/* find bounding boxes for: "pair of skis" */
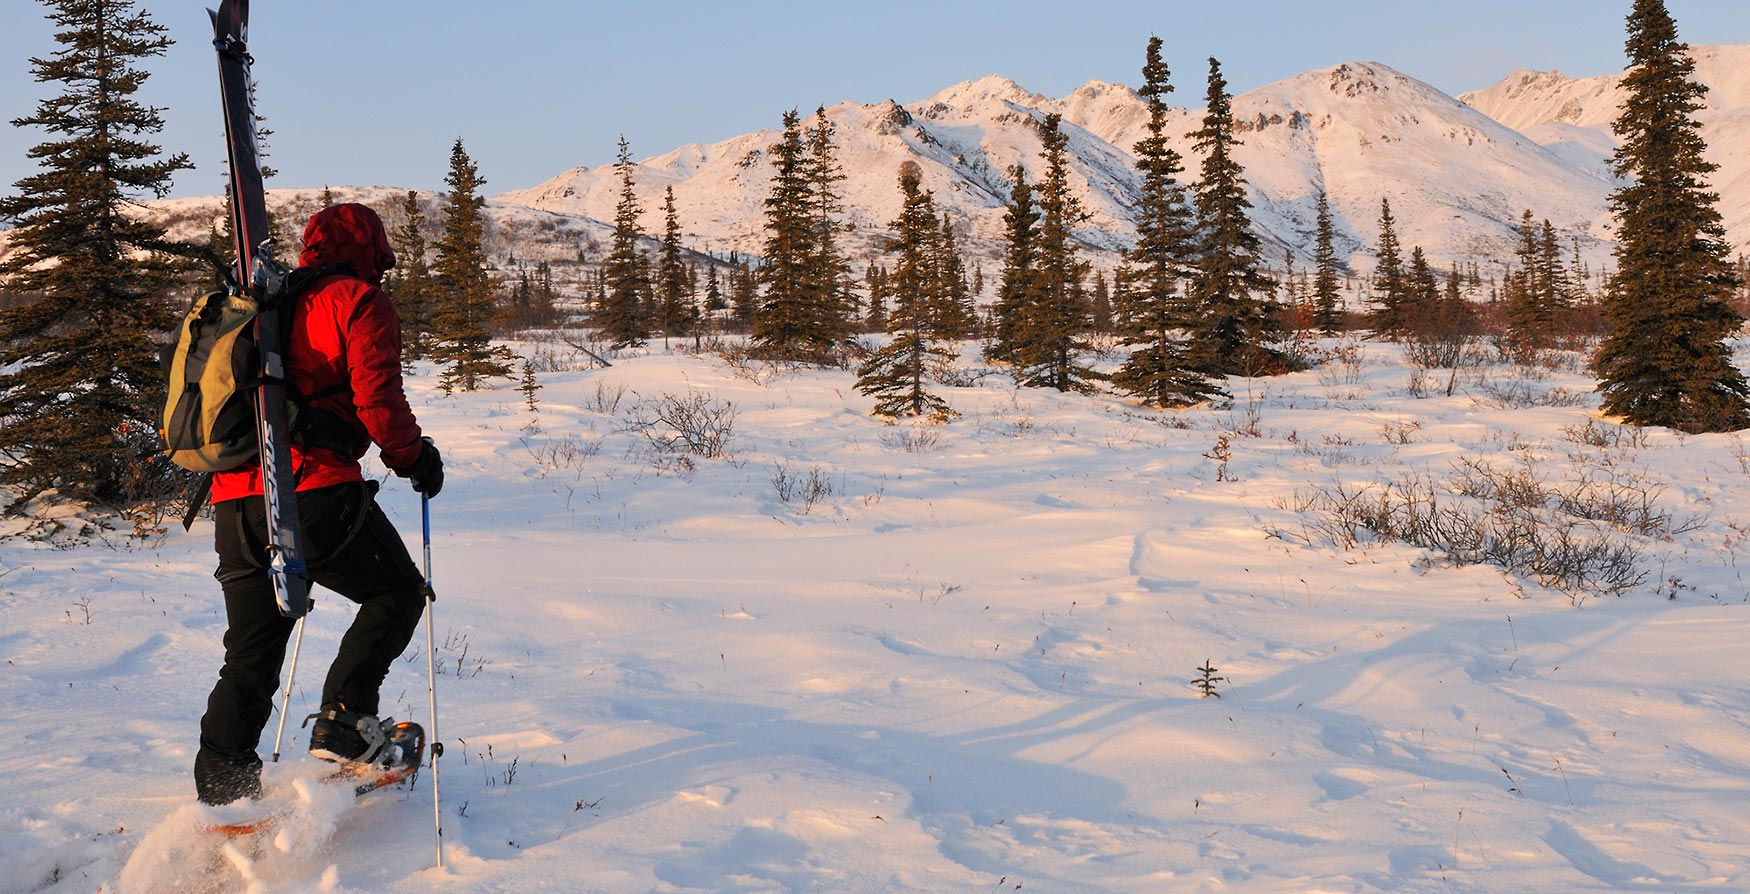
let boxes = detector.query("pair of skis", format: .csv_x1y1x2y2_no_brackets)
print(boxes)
207,0,445,868
210,0,306,620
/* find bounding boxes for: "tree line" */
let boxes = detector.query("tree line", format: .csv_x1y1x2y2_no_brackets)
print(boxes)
0,0,1743,515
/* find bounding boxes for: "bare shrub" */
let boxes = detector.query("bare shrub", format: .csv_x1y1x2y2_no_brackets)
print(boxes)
1312,339,1366,396
1733,436,1750,474
1295,433,1366,467
1554,470,1707,537
1378,419,1421,445
771,463,835,514
709,338,788,386
1452,456,1547,511
1405,368,1435,399
1473,376,1590,409
1116,409,1195,431
934,365,999,388
623,391,738,460
1225,399,1264,438
881,427,941,453
1560,419,1652,451
1452,455,1703,538
1295,474,1647,599
521,431,603,478
1404,339,1488,398
585,379,628,414
1491,338,1584,373
518,331,597,373
1401,333,1485,374
1294,450,1704,600
981,413,1062,439
557,332,620,367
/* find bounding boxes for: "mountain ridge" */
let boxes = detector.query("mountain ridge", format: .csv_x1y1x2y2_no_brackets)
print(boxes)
19,48,1743,292
503,50,1750,279
1460,44,1750,255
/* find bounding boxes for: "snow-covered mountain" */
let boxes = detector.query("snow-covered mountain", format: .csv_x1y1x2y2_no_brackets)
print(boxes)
501,57,1659,278
1155,61,1613,274
498,75,1150,274
1460,44,1750,256
35,47,1737,291
124,185,625,302
146,185,615,268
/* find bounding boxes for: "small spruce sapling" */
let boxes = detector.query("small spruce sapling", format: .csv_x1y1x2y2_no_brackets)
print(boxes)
1192,659,1226,698
520,359,541,412
1203,434,1233,482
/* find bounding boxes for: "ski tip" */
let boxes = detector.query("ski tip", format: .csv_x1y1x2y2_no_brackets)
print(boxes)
204,818,273,836
210,0,249,43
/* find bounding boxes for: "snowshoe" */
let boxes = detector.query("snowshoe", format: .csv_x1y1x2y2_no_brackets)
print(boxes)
306,706,389,764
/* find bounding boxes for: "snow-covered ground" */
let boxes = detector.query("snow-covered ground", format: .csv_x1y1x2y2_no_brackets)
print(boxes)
4,337,1749,893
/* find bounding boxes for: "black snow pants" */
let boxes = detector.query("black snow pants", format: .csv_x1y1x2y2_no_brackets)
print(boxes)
195,480,427,805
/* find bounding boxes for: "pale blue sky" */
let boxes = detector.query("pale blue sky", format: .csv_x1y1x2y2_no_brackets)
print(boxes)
2,0,1747,200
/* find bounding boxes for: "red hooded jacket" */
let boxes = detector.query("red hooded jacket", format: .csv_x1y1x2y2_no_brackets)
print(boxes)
210,203,425,503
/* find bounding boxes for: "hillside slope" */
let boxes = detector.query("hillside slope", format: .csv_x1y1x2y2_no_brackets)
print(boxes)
502,60,1629,276
1460,44,1750,255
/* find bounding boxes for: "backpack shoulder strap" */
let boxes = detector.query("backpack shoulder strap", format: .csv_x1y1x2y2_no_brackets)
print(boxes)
273,264,369,456
271,263,359,309
268,262,363,347
181,473,213,531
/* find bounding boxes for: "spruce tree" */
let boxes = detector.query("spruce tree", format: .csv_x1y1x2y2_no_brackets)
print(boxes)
0,0,193,507
931,212,976,339
1596,0,1747,432
754,110,824,360
635,247,658,328
866,264,889,332
656,185,693,345
686,263,701,340
1440,261,1479,342
984,165,1040,364
535,260,558,326
386,190,431,365
1312,190,1342,335
1186,57,1288,375
508,267,532,326
1367,198,1408,337
856,162,956,419
1538,219,1572,331
427,138,513,393
1504,209,1543,351
805,108,854,349
598,136,649,348
1089,270,1113,334
1112,36,1221,407
704,263,725,314
1014,113,1099,393
1406,247,1439,325
730,260,758,329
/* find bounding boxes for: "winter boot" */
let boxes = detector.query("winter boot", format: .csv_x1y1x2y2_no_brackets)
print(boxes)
305,705,388,765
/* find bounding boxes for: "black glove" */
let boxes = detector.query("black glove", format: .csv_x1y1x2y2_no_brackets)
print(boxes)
394,437,444,498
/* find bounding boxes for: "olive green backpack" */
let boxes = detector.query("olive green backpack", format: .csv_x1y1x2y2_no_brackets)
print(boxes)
160,263,362,475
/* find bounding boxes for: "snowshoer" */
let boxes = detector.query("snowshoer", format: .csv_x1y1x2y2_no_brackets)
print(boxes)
194,203,444,806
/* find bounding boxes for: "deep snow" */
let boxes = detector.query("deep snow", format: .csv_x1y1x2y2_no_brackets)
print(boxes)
3,337,1749,893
